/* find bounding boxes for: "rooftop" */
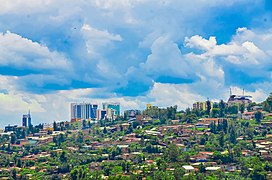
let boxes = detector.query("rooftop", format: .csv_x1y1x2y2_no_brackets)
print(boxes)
182,165,194,170
206,167,221,171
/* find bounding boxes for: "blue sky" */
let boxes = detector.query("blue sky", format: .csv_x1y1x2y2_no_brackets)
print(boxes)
0,0,271,127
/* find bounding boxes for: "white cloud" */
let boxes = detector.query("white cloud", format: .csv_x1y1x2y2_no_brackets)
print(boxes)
79,24,123,83
0,75,45,127
81,24,122,45
185,35,217,51
143,36,189,77
0,93,44,113
0,0,270,127
147,83,205,109
184,29,271,66
0,0,53,14
0,31,71,71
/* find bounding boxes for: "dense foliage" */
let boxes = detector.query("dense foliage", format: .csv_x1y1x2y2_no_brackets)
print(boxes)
0,93,271,179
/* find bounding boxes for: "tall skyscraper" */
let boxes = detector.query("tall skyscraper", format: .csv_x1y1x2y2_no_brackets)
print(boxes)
71,103,98,121
22,110,31,127
102,102,120,116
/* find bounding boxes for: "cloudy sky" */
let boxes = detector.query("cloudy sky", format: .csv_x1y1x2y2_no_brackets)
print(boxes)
0,0,271,127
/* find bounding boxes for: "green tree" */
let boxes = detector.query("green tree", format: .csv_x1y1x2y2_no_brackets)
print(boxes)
219,100,226,117
174,168,185,180
132,121,140,128
111,166,122,176
227,105,238,114
211,108,220,118
60,151,67,163
165,144,179,162
119,124,123,131
10,134,17,144
88,121,92,128
103,127,107,134
28,124,34,134
82,120,87,129
240,104,245,113
199,163,206,173
16,158,22,168
184,114,198,124
240,160,250,178
262,92,272,112
58,134,65,145
156,158,167,171
70,168,78,180
250,164,267,180
218,131,225,147
222,119,228,133
229,124,237,145
255,111,263,124
206,100,211,117
233,145,241,157
6,143,11,152
21,129,26,139
183,152,191,163
77,132,84,143
11,168,17,180
210,121,217,134
212,151,222,161
199,134,208,145
53,121,58,131
185,108,191,115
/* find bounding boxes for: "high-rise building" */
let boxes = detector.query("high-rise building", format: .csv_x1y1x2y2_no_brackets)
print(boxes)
102,102,120,116
22,110,31,127
71,103,98,121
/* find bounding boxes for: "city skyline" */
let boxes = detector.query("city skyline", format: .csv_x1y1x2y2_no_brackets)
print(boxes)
0,91,259,128
0,0,271,127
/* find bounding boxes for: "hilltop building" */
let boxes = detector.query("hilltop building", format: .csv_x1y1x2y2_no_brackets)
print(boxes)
193,101,213,111
193,102,207,111
227,88,252,107
146,104,152,110
124,109,141,119
145,104,159,110
22,110,32,127
70,103,98,122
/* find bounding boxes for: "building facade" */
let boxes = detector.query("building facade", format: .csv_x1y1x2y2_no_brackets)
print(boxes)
193,102,207,111
96,109,107,120
227,95,252,107
125,109,141,119
102,102,120,116
71,103,98,121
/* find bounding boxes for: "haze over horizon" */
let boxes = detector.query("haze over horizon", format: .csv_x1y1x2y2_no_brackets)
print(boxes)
0,0,271,127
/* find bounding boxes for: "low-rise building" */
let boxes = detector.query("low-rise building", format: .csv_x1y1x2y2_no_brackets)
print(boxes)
182,165,195,173
242,111,255,120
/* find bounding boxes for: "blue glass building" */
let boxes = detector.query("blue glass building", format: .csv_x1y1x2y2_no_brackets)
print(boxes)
22,110,31,127
71,103,98,121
